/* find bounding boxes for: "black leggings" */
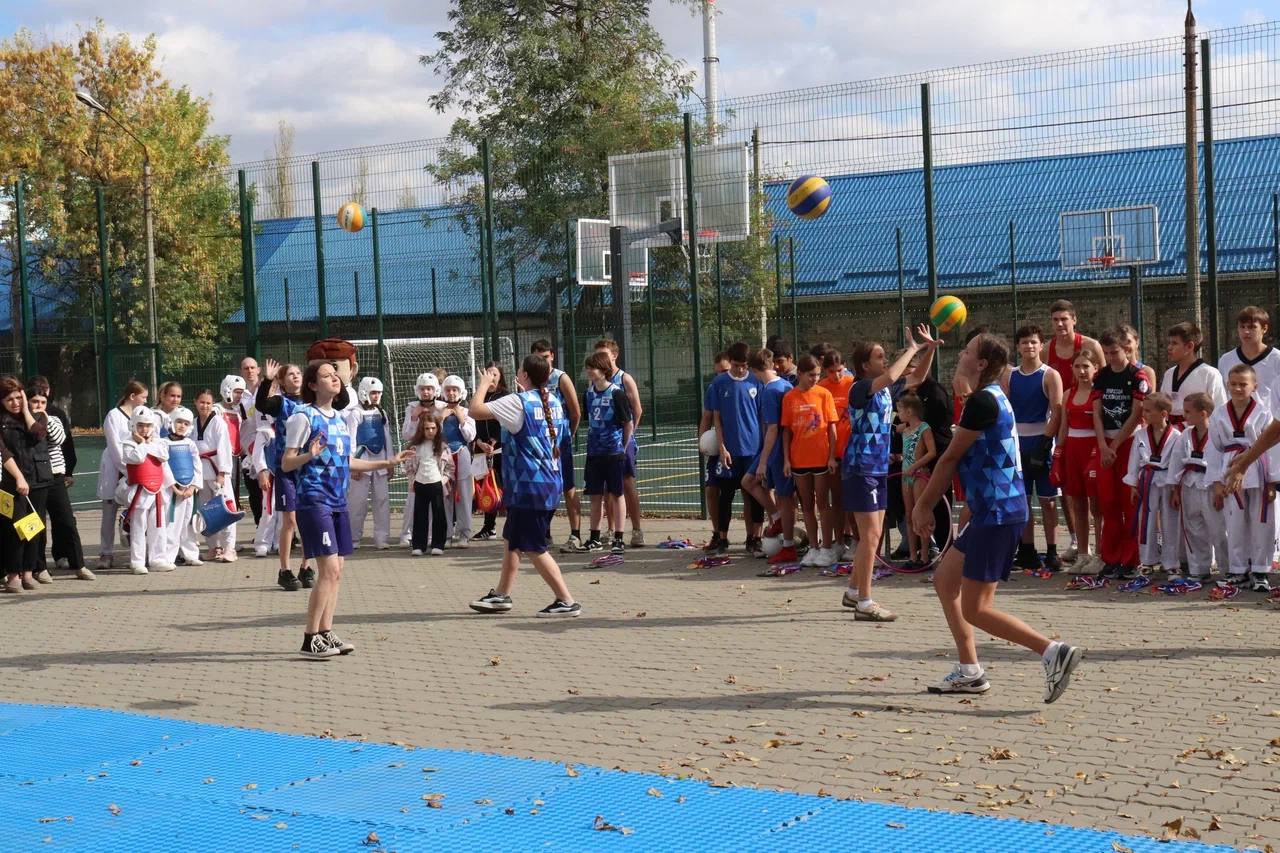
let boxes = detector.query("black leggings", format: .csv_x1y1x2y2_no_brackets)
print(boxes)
45,478,84,571
245,473,263,525
412,481,447,550
715,473,763,536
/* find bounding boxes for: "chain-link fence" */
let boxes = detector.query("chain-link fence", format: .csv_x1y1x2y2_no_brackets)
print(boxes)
3,22,1280,516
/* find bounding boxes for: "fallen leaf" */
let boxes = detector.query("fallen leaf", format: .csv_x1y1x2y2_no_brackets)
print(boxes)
593,815,634,835
475,799,492,805
129,760,141,767
647,787,664,798
724,675,738,685
677,795,687,804
566,766,580,777
1161,817,1183,840
203,777,215,784
275,822,287,830
38,817,59,824
1208,815,1223,831
886,821,906,829
1111,842,1133,853
504,808,515,815
242,783,257,791
984,747,1018,762
489,656,501,667
363,832,380,846
107,804,121,816
635,611,647,618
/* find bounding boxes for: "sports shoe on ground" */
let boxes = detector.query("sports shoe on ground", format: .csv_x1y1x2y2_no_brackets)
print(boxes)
854,600,898,622
1114,565,1138,581
1250,573,1272,593
610,538,625,555
278,570,301,591
768,546,800,565
454,538,470,549
703,535,723,554
582,538,604,552
1226,573,1248,586
470,589,514,613
300,633,339,660
838,542,853,563
536,599,582,617
76,567,97,581
800,547,822,568
710,538,729,557
1137,563,1162,575
411,549,424,556
1068,553,1096,574
181,555,204,567
35,569,53,584
254,546,269,558
298,567,316,588
376,542,391,551
1043,548,1062,572
430,548,444,556
96,555,113,571
1042,643,1083,703
889,543,909,561
1097,563,1121,580
746,537,765,558
1165,571,1183,583
221,551,237,563
630,530,646,548
763,518,783,538
150,563,176,573
472,528,496,541
323,631,355,655
927,665,991,694
130,564,148,575
1014,542,1041,570
560,534,584,554
816,547,839,567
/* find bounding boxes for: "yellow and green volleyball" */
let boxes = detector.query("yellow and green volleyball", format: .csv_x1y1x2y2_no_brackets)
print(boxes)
930,295,967,333
786,175,832,220
337,201,365,233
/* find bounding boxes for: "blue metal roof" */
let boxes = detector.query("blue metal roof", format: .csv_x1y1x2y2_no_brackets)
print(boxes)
236,206,554,323
763,134,1280,296
0,247,81,334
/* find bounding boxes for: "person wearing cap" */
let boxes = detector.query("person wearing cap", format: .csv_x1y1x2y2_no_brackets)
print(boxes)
346,376,394,549
156,406,204,570
0,376,52,593
119,406,170,574
440,374,478,546
399,371,444,546
305,337,361,413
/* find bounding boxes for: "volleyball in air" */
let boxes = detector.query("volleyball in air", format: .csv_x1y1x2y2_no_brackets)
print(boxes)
786,175,832,220
930,295,967,334
337,201,366,233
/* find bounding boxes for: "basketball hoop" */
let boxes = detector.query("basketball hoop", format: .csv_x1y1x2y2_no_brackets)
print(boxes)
1087,253,1116,269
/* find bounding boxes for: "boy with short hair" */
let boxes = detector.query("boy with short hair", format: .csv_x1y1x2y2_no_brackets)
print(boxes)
745,348,795,560
772,343,799,387
1210,364,1275,592
1217,306,1280,410
707,341,765,554
1122,392,1180,575
1160,322,1226,426
1005,324,1064,571
1168,393,1223,581
582,352,634,554
1092,328,1148,579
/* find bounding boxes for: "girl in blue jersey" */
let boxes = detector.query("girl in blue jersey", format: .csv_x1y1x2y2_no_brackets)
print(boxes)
284,361,413,659
582,351,635,554
467,356,582,617
257,360,311,591
912,333,1082,702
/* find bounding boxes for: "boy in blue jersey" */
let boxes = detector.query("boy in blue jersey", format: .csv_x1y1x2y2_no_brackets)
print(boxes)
284,360,413,659
770,340,799,387
706,342,765,555
257,359,311,591
745,348,795,561
595,339,646,546
1003,325,1064,571
912,333,1082,702
699,353,732,543
531,340,585,552
582,352,635,554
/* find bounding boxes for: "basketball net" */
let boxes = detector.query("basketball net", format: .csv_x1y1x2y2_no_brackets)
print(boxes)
1087,252,1117,284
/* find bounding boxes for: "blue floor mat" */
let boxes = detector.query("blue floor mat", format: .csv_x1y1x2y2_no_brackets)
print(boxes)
0,703,1237,852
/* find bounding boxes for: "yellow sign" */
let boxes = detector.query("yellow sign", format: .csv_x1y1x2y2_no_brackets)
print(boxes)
13,499,44,542
0,489,13,519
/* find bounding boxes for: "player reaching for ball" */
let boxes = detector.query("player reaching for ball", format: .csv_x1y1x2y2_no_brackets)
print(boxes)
912,332,1082,702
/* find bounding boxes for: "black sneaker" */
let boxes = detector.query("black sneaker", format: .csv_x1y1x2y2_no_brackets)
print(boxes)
323,630,355,655
472,528,496,541
298,567,316,588
1250,572,1272,593
703,535,723,555
889,543,910,561
1115,565,1137,581
536,599,582,617
278,569,301,591
470,589,514,613
1097,563,1121,580
300,633,338,660
583,538,604,553
746,537,765,559
1014,542,1041,570
1042,643,1083,703
1043,547,1063,572
711,538,729,557
610,538,625,555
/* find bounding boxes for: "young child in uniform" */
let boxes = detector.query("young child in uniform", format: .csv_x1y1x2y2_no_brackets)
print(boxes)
1210,365,1275,592
400,372,444,546
218,374,247,552
193,389,237,563
1122,392,1181,575
158,406,204,569
119,407,169,574
1218,306,1280,411
582,351,635,555
896,393,935,568
1160,322,1227,426
347,377,394,549
1168,393,1224,582
440,375,477,546
410,413,452,556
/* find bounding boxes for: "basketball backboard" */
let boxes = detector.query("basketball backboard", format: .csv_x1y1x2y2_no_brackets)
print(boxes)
1059,204,1160,270
608,142,750,249
575,219,649,287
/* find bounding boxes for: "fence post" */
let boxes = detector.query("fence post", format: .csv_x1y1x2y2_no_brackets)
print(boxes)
896,227,906,349
1201,38,1220,362
683,113,707,521
714,244,725,351
1273,193,1279,319
646,268,657,442
1009,220,1019,334
477,219,489,354
15,179,34,375
1129,265,1144,348
237,170,257,359
245,189,260,360
430,267,438,316
788,236,797,347
510,257,519,352
354,269,361,318
481,138,499,362
312,161,328,338
921,83,938,309
96,186,115,402
283,275,293,364
550,274,560,356
773,236,782,340
565,220,577,384
372,207,386,380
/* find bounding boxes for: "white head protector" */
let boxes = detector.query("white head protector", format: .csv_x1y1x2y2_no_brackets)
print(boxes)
442,374,466,398
171,406,194,426
415,372,440,394
220,374,247,405
130,406,159,430
358,376,384,405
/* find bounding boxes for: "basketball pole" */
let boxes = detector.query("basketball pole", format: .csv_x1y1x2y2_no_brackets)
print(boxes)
609,225,630,370
895,227,905,349
312,161,328,339
1009,220,1019,335
1201,37,1220,362
1183,1,1202,328
372,207,386,381
683,113,708,521
921,82,939,380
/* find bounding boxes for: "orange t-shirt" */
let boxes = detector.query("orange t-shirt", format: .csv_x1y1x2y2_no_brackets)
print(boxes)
818,373,854,456
781,385,838,468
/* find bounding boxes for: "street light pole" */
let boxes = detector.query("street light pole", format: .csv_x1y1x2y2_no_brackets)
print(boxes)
76,89,158,390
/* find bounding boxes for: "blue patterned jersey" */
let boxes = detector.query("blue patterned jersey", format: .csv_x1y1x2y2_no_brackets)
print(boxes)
547,367,565,404
843,379,893,476
507,390,567,510
294,406,352,510
957,384,1029,527
266,395,302,473
608,369,639,450
586,383,630,457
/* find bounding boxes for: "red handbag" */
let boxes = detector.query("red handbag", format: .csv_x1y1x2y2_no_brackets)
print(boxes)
474,470,503,513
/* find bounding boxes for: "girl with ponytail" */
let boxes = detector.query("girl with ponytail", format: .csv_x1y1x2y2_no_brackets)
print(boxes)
466,355,581,617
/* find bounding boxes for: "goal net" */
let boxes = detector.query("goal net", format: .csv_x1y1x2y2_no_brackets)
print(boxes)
349,336,516,507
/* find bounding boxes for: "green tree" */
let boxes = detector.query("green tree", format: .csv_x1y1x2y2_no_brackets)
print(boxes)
0,22,239,385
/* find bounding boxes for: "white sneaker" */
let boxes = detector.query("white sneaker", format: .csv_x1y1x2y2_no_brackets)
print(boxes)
76,566,97,581
131,564,149,575
376,543,391,551
430,548,444,556
630,530,646,548
800,547,820,567
817,547,838,567
254,547,269,558
183,556,204,567
454,538,469,549
411,549,424,556
1061,545,1079,563
220,551,237,563
150,563,176,573
96,555,113,571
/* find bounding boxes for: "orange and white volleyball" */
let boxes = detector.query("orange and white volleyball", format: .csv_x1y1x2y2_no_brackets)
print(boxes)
337,201,365,233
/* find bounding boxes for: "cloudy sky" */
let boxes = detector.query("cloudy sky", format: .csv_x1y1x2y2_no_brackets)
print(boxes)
0,0,1269,164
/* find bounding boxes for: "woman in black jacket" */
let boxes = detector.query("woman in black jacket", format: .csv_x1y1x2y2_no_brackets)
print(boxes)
0,376,53,593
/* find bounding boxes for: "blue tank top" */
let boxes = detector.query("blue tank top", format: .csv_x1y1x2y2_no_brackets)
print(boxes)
958,384,1029,527
295,406,351,510
441,408,468,452
506,390,567,510
843,380,893,477
586,384,625,457
607,369,638,450
1008,365,1050,425
547,367,565,404
354,409,387,455
266,395,302,473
